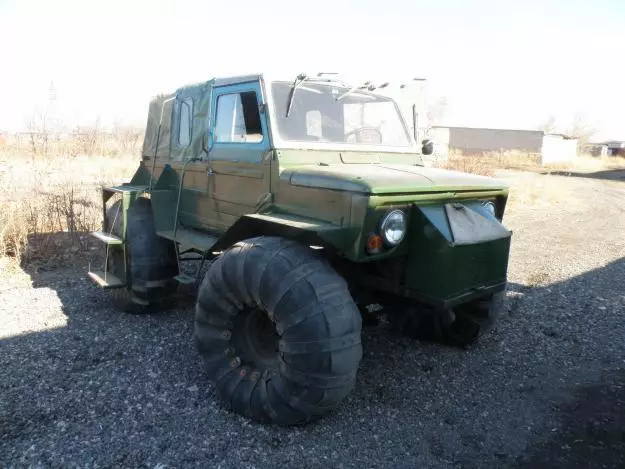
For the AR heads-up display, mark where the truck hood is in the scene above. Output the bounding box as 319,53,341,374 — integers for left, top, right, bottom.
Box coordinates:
282,164,508,194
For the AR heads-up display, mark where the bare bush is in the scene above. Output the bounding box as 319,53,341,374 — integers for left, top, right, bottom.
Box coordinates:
72,118,103,156
0,152,138,264
438,151,496,176
24,107,52,157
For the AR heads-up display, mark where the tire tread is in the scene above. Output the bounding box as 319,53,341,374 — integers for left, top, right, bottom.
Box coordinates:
195,236,362,425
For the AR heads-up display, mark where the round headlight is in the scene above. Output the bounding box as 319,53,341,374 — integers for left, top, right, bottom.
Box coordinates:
481,201,496,216
380,209,407,246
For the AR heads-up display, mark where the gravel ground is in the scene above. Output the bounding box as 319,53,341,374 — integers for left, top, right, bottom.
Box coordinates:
1,169,625,469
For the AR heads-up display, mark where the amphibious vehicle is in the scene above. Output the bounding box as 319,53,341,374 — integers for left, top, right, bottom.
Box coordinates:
88,72,512,425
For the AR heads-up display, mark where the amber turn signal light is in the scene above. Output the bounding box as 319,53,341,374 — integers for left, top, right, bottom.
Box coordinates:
366,234,383,254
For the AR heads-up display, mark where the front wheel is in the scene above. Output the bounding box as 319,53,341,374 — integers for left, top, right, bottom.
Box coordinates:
194,236,363,426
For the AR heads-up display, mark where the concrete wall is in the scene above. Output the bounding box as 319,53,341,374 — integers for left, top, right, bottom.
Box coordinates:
429,126,578,166
541,134,578,164
443,127,544,155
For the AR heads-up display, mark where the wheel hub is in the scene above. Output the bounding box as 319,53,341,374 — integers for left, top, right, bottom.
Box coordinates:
232,307,281,370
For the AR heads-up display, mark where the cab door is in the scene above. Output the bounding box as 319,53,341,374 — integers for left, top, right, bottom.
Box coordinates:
207,81,272,231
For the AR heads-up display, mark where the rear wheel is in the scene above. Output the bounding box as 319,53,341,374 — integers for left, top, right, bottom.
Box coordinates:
195,236,363,426
105,198,179,313
390,291,504,347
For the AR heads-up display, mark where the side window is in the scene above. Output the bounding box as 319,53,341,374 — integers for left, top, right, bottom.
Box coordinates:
178,98,192,147
214,90,263,143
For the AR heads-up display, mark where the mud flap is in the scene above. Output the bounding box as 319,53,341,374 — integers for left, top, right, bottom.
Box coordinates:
444,202,511,246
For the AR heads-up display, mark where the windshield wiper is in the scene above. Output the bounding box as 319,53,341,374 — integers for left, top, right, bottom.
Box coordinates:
335,81,388,101
285,73,308,117
334,81,370,102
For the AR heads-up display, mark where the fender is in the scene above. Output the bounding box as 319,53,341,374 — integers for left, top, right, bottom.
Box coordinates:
211,212,349,253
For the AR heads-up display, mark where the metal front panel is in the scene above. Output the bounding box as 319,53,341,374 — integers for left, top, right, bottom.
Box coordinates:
404,204,511,300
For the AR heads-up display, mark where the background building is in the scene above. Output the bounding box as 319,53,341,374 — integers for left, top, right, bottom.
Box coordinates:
429,125,578,165
587,140,625,157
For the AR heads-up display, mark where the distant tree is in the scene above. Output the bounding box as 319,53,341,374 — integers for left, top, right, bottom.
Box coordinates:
426,96,449,126
566,114,597,150
24,105,50,156
24,80,61,157
537,114,558,133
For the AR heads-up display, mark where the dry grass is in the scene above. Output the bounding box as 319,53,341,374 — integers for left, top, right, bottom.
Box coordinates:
2,133,624,269
437,153,495,176
437,150,541,176
544,154,625,172
503,172,578,212
0,151,139,266
436,149,625,176
437,150,625,213
2,125,144,159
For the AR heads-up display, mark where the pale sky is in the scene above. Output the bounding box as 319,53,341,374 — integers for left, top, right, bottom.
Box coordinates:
1,0,624,141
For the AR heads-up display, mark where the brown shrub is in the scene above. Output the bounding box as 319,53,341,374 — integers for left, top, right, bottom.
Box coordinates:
0,152,138,264
438,152,496,176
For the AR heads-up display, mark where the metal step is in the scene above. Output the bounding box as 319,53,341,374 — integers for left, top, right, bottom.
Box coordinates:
174,274,197,285
157,227,218,252
91,231,122,245
88,270,124,288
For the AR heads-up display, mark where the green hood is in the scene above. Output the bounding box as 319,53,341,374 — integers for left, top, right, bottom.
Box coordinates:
281,164,508,194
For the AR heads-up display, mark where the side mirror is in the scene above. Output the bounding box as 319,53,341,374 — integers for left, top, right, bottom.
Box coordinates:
421,139,434,156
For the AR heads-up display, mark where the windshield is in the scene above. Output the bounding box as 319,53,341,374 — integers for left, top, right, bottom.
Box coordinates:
269,80,413,148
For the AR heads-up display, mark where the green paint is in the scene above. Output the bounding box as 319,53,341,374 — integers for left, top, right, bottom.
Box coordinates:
94,74,513,307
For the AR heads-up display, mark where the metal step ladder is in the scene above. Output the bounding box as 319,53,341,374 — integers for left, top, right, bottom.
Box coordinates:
88,193,127,289
88,229,125,288
85,189,145,307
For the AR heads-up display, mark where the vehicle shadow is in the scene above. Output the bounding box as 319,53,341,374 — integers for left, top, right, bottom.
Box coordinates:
512,368,625,469
544,168,625,182
498,258,625,468
2,231,625,467
0,231,204,464
356,256,625,468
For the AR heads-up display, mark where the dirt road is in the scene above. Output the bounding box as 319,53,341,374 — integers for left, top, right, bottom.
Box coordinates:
1,169,625,468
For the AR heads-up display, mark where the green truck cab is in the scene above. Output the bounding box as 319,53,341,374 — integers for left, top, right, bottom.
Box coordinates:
88,73,512,426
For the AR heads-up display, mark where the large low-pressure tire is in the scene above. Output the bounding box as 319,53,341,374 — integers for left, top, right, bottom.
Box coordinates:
195,236,363,426
105,198,179,313
390,291,505,348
